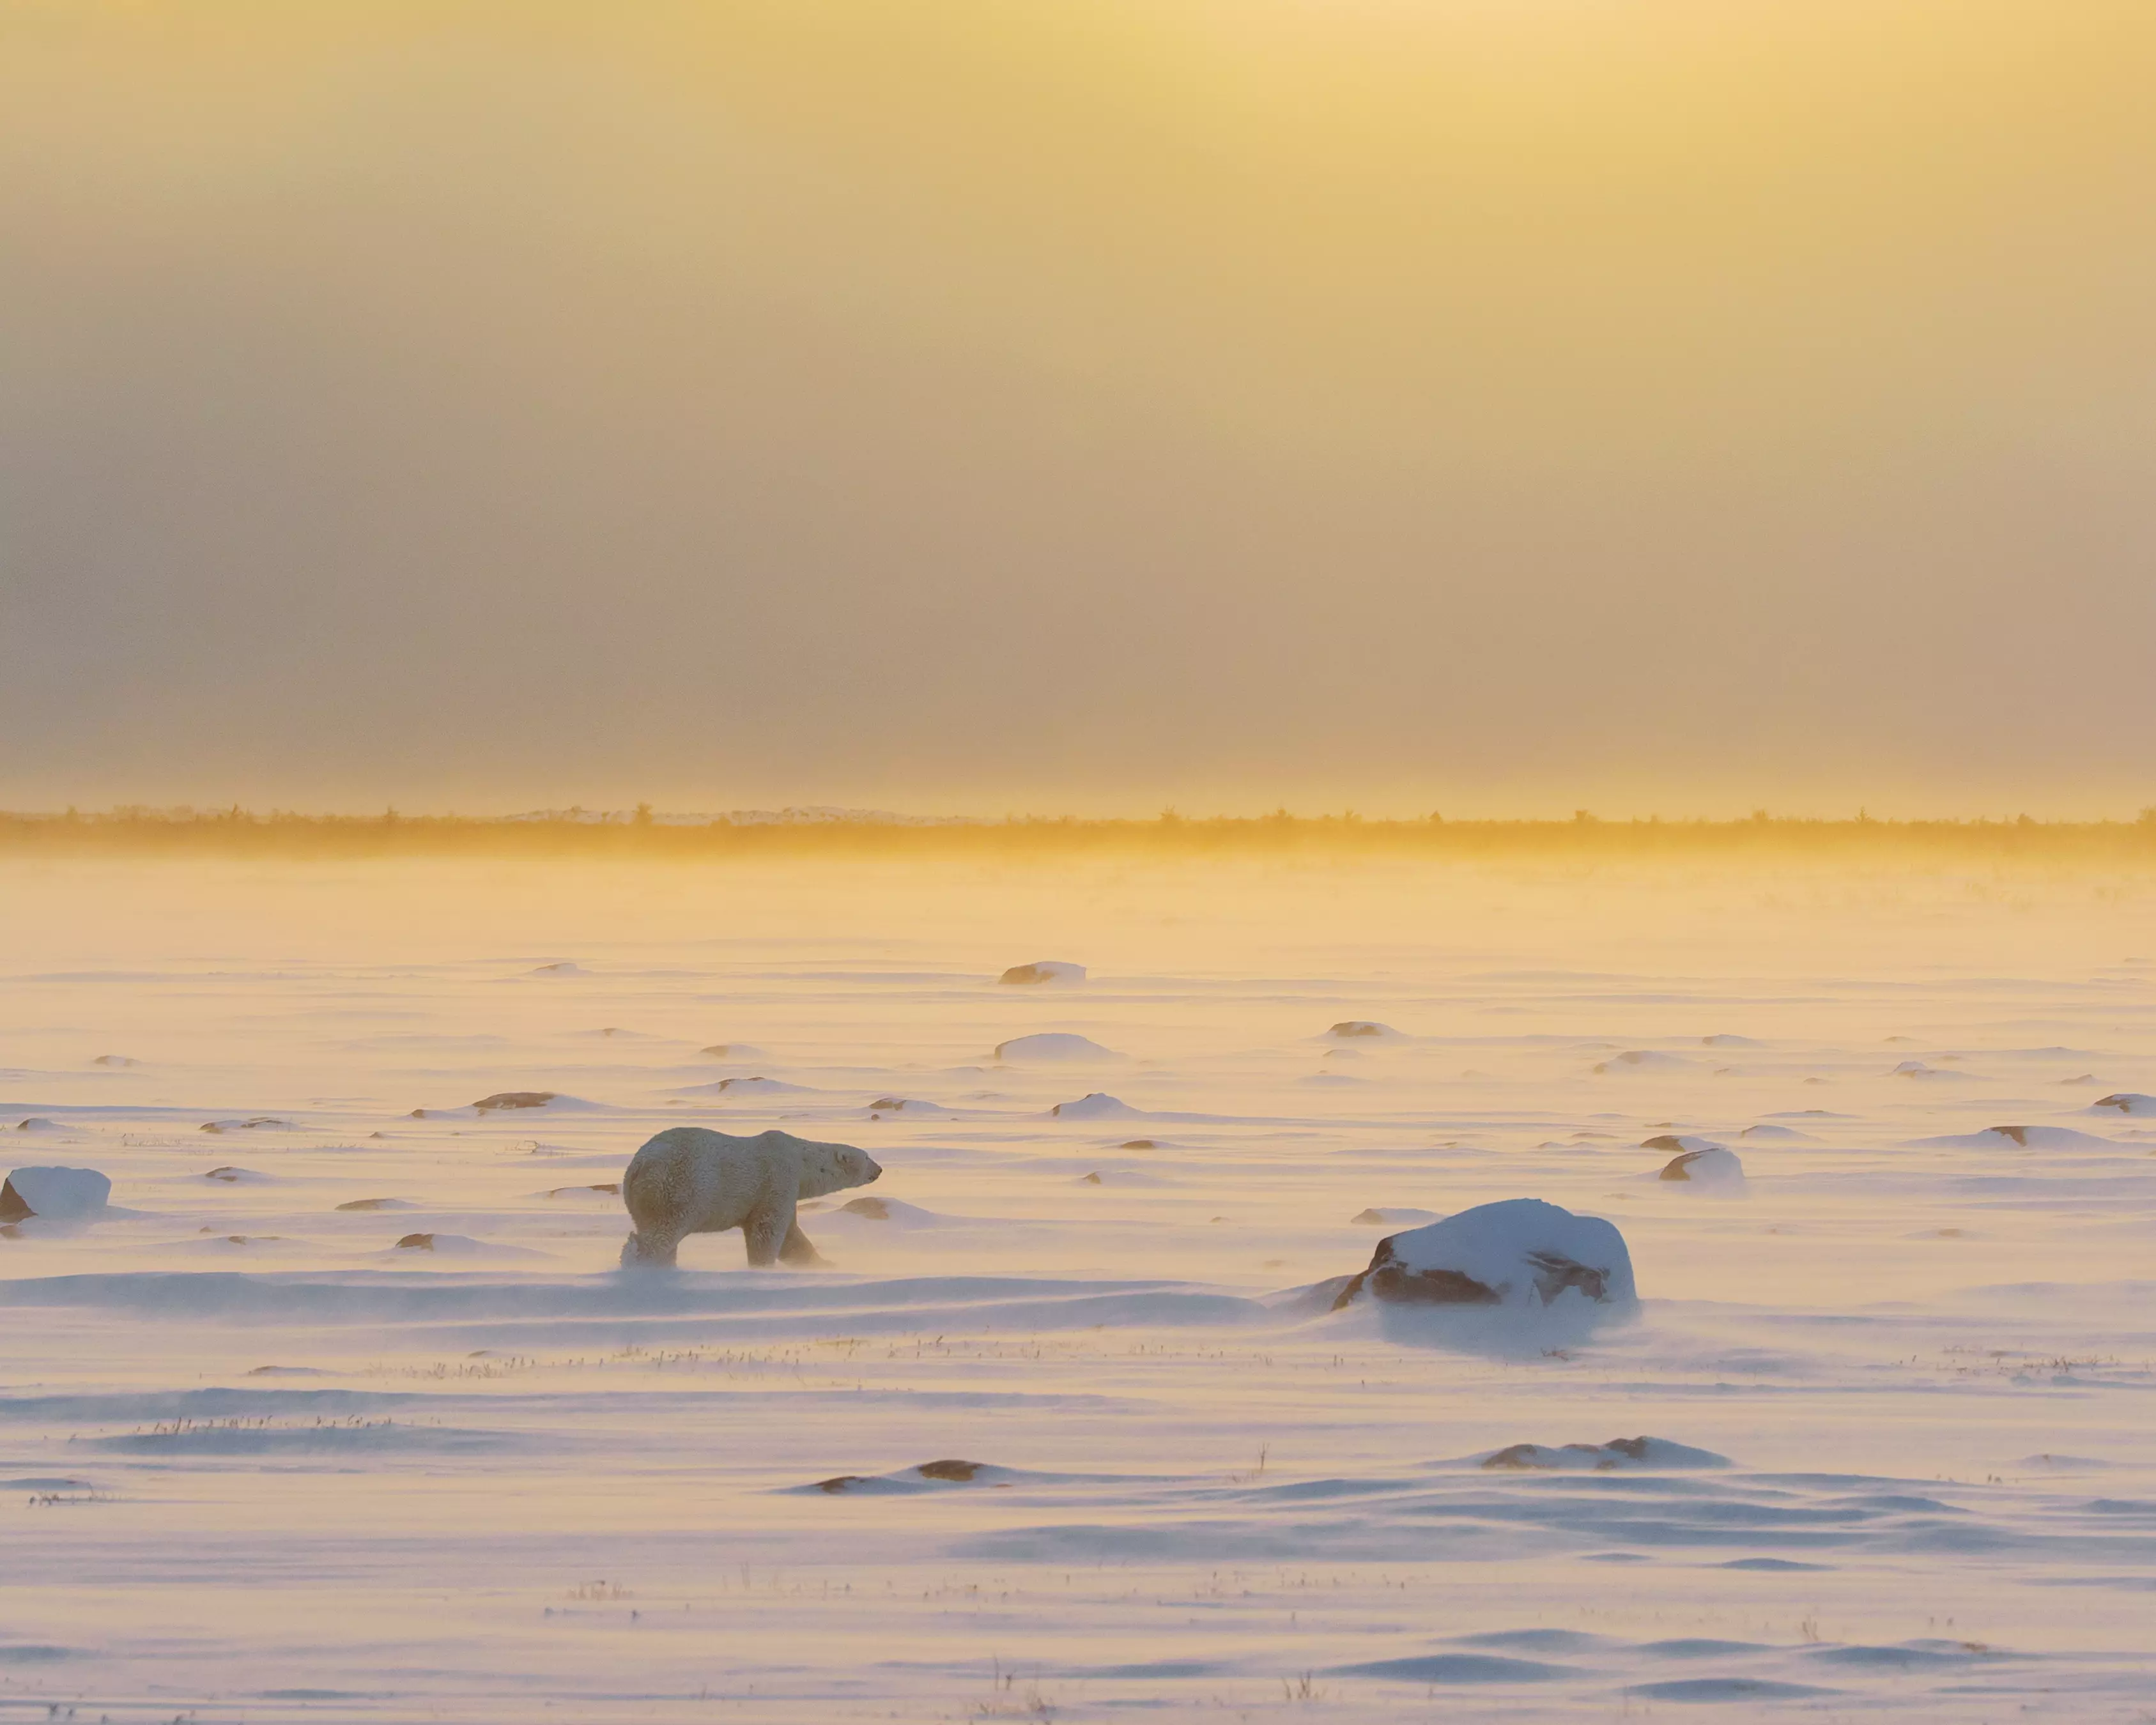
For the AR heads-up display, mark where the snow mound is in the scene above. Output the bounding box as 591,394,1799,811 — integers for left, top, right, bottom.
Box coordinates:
1657,1145,1745,1186
1893,1061,1967,1080
1351,1207,1439,1227
1640,1133,1721,1154
999,962,1085,986
2091,1092,2156,1116
91,1053,141,1066
0,1166,112,1223
203,1166,270,1184
336,1197,415,1211
1739,1123,1814,1142
1592,1049,1685,1073
12,1117,65,1133
1047,1092,1144,1119
864,1096,941,1116
1475,1436,1730,1471
825,1195,946,1229
681,1076,810,1096
1698,1034,1763,1048
1907,1124,2116,1150
200,1117,293,1133
1325,1021,1399,1041
1332,1199,1636,1311
528,961,583,975
698,1043,767,1059
994,1032,1121,1062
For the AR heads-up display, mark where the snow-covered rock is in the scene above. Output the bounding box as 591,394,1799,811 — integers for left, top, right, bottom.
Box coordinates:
1331,1199,1636,1311
864,1096,940,1115
994,1032,1121,1062
1325,1021,1399,1041
1045,1092,1143,1119
1657,1144,1745,1186
1640,1133,1720,1154
0,1165,112,1223
1477,1436,1728,1471
999,962,1084,986
698,1043,767,1059
2091,1092,2156,1116
12,1117,64,1133
1350,1206,1439,1227
469,1091,606,1112
1739,1123,1814,1142
683,1076,808,1096
1907,1124,2116,1150
1893,1060,1966,1080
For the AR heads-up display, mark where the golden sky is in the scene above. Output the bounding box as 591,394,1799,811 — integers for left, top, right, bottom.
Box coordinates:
3,1,2152,815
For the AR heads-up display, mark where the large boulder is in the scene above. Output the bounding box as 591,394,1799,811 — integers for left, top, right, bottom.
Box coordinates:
0,1166,112,1223
1330,1199,1635,1312
999,961,1085,985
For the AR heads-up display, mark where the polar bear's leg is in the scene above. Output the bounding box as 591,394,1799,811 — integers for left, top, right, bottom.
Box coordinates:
778,1217,825,1266
742,1192,794,1268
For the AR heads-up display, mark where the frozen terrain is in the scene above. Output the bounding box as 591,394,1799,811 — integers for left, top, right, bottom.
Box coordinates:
3,854,2155,1721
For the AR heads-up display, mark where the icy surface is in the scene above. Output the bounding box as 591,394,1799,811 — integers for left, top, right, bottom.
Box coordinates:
3,855,2155,1721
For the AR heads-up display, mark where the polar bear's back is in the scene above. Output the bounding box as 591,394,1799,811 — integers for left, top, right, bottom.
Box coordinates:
623,1127,794,1234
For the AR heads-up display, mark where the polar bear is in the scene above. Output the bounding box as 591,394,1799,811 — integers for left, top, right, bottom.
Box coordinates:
619,1127,881,1268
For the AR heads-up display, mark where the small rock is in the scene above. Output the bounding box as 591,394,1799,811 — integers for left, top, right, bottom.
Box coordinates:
471,1092,557,1112
394,1232,437,1250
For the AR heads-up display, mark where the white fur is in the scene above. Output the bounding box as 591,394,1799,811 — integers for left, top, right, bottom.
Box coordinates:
619,1127,880,1268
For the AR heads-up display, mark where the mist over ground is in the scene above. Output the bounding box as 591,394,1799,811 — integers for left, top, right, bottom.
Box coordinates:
4,1,2153,815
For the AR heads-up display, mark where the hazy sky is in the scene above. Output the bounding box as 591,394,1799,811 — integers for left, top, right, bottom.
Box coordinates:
4,1,2153,816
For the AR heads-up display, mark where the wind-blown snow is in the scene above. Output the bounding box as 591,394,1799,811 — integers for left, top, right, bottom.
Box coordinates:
1,855,2154,1722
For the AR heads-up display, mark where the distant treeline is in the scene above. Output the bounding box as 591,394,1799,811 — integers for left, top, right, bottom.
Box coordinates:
6,806,2156,862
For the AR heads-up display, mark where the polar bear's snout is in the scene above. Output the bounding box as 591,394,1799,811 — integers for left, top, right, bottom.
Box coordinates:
842,1148,883,1187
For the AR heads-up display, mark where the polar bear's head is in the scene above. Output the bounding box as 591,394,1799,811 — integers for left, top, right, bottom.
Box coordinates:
787,1134,883,1199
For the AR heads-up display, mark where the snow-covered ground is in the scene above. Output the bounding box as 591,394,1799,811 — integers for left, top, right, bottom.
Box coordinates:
3,855,2153,1721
